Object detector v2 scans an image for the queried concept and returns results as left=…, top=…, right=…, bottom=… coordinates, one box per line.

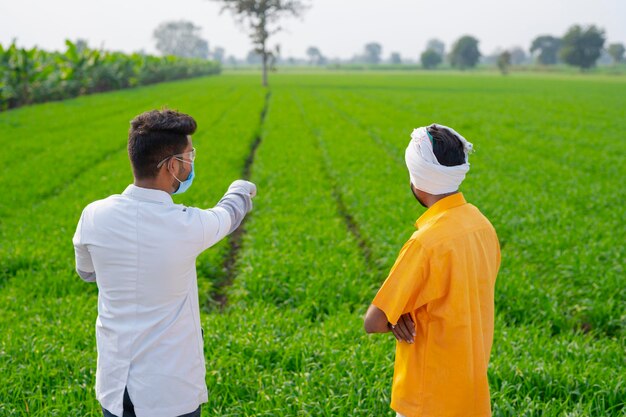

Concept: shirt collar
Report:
left=415, top=192, right=467, bottom=230
left=122, top=184, right=173, bottom=204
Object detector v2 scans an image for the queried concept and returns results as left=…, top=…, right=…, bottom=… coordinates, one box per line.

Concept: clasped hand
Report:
left=389, top=313, right=415, bottom=344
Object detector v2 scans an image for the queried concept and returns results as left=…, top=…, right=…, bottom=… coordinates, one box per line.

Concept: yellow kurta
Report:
left=373, top=193, right=501, bottom=417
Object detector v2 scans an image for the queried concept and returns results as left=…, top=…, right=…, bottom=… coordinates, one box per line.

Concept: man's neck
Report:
left=425, top=191, right=458, bottom=208
left=134, top=178, right=170, bottom=193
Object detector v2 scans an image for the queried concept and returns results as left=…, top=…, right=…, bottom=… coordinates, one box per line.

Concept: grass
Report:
left=0, top=71, right=624, bottom=416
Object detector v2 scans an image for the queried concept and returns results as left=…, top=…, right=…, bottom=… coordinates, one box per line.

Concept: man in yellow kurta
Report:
left=364, top=124, right=501, bottom=417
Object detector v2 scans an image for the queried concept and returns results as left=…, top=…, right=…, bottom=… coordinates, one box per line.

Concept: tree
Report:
left=560, top=25, right=606, bottom=70
left=480, top=48, right=501, bottom=66
left=497, top=50, right=511, bottom=75
left=226, top=55, right=238, bottom=66
left=607, top=43, right=625, bottom=64
left=390, top=52, right=402, bottom=65
left=530, top=35, right=561, bottom=65
left=421, top=49, right=442, bottom=69
left=246, top=49, right=263, bottom=65
left=509, top=46, right=528, bottom=65
left=210, top=0, right=308, bottom=86
left=363, top=42, right=382, bottom=64
left=306, top=46, right=325, bottom=66
left=426, top=38, right=445, bottom=57
left=212, top=46, right=226, bottom=62
left=153, top=20, right=209, bottom=59
left=268, top=44, right=280, bottom=70
left=449, top=35, right=481, bottom=69
left=74, top=38, right=89, bottom=54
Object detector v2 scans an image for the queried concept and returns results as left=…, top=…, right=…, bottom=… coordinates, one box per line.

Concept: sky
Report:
left=1, top=0, right=624, bottom=60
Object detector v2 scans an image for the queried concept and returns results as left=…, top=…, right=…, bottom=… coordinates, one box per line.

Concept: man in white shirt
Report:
left=73, top=109, right=257, bottom=417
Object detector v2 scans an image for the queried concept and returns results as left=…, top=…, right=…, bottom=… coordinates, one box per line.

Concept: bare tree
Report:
left=210, top=0, right=309, bottom=86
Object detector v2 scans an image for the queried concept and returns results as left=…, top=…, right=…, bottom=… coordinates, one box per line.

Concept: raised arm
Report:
left=198, top=180, right=257, bottom=250
left=216, top=180, right=257, bottom=234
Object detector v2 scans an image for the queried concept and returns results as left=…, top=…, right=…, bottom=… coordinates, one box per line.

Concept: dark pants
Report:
left=102, top=387, right=201, bottom=417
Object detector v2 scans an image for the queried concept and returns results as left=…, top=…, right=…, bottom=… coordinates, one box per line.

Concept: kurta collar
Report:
left=415, top=192, right=467, bottom=230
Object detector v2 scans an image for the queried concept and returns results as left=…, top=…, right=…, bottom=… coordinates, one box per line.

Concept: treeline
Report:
left=275, top=24, right=624, bottom=73
left=0, top=40, right=221, bottom=111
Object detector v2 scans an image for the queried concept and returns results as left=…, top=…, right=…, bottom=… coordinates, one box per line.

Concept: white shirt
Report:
left=73, top=183, right=252, bottom=417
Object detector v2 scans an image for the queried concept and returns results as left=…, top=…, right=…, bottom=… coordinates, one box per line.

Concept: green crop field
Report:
left=0, top=72, right=624, bottom=416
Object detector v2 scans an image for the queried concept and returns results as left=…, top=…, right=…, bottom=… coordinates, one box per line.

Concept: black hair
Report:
left=128, top=109, right=197, bottom=179
left=426, top=124, right=466, bottom=167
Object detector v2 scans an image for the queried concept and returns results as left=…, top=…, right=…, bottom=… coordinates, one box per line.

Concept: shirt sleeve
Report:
left=197, top=206, right=233, bottom=252
left=196, top=180, right=255, bottom=252
left=372, top=238, right=434, bottom=325
left=73, top=209, right=95, bottom=276
left=215, top=186, right=253, bottom=235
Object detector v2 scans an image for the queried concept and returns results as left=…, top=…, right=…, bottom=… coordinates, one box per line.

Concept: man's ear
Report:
left=165, top=158, right=176, bottom=175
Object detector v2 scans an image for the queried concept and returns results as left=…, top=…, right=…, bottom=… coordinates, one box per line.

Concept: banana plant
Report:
left=0, top=40, right=221, bottom=112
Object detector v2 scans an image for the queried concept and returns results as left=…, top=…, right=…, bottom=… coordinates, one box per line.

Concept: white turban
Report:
left=405, top=124, right=474, bottom=195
